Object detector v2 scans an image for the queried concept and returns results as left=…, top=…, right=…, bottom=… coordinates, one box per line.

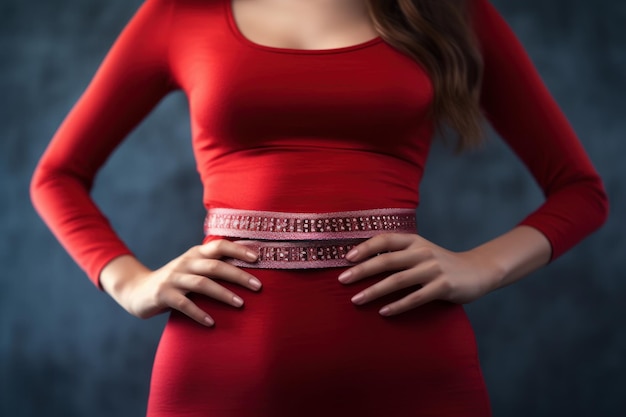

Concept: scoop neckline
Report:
left=224, top=0, right=383, bottom=55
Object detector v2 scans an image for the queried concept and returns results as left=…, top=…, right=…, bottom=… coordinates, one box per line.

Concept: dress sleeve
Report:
left=469, top=0, right=609, bottom=261
left=30, top=0, right=177, bottom=288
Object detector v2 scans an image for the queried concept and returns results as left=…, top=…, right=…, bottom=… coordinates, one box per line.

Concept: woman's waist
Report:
left=203, top=207, right=417, bottom=269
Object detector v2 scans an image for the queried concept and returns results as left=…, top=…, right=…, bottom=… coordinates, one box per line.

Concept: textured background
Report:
left=1, top=0, right=624, bottom=416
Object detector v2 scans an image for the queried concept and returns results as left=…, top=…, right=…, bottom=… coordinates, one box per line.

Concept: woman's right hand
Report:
left=100, top=240, right=262, bottom=327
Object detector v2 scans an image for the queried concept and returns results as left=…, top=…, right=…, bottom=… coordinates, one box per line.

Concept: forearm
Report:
left=467, top=225, right=552, bottom=293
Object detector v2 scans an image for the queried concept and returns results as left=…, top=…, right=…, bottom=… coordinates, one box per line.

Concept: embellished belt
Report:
left=204, top=208, right=416, bottom=269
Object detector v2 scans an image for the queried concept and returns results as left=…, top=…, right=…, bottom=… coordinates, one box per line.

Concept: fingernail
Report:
left=379, top=306, right=391, bottom=316
left=338, top=270, right=352, bottom=283
left=346, top=249, right=358, bottom=260
left=232, top=296, right=244, bottom=307
left=249, top=278, right=262, bottom=290
left=351, top=292, right=365, bottom=304
left=246, top=251, right=258, bottom=261
left=204, top=316, right=215, bottom=326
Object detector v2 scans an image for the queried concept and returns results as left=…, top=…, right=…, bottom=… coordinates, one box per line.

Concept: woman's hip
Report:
left=147, top=267, right=490, bottom=416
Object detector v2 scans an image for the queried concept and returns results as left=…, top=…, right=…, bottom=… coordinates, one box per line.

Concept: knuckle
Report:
left=438, top=278, right=454, bottom=295
left=210, top=239, right=229, bottom=252
left=406, top=290, right=422, bottom=304
left=380, top=233, right=393, bottom=244
left=417, top=246, right=435, bottom=259
left=201, top=240, right=219, bottom=255
left=174, top=296, right=191, bottom=311
left=172, top=256, right=193, bottom=272
left=387, top=252, right=405, bottom=268
left=188, top=275, right=205, bottom=291
left=176, top=257, right=192, bottom=271
left=185, top=245, right=202, bottom=257
left=389, top=272, right=408, bottom=285
left=424, top=259, right=442, bottom=276
left=204, top=260, right=221, bottom=276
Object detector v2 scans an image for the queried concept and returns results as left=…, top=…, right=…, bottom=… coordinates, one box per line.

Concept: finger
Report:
left=162, top=290, right=215, bottom=327
left=196, top=239, right=259, bottom=263
left=339, top=252, right=409, bottom=285
left=349, top=260, right=440, bottom=305
left=349, top=268, right=423, bottom=305
left=339, top=246, right=434, bottom=284
left=175, top=273, right=246, bottom=308
left=378, top=280, right=446, bottom=317
left=346, top=233, right=423, bottom=261
left=182, top=258, right=262, bottom=291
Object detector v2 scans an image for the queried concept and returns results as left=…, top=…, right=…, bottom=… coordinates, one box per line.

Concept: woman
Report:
left=30, top=0, right=609, bottom=415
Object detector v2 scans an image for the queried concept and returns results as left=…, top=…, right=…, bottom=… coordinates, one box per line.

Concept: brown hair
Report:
left=365, top=0, right=485, bottom=151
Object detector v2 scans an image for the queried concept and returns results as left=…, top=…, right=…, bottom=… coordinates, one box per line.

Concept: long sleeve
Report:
left=470, top=0, right=609, bottom=261
left=30, top=0, right=177, bottom=288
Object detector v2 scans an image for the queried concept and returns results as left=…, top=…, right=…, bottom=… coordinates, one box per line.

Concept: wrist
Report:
left=461, top=248, right=507, bottom=294
left=100, top=255, right=151, bottom=307
left=462, top=226, right=552, bottom=292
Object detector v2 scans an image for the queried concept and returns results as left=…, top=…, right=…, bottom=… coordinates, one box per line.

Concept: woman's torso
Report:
left=167, top=0, right=435, bottom=212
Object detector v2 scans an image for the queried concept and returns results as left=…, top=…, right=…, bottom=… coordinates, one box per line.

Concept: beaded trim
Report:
left=224, top=239, right=364, bottom=269
left=204, top=207, right=416, bottom=240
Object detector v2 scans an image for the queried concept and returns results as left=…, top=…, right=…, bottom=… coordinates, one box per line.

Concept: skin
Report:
left=101, top=225, right=551, bottom=327
left=338, top=225, right=551, bottom=316
left=101, top=242, right=263, bottom=327
left=231, top=0, right=379, bottom=50
left=102, top=0, right=553, bottom=325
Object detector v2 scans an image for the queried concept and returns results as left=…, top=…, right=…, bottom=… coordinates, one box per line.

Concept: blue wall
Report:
left=1, top=0, right=624, bottom=415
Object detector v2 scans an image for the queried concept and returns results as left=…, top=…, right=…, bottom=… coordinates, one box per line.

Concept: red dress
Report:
left=30, top=0, right=608, bottom=415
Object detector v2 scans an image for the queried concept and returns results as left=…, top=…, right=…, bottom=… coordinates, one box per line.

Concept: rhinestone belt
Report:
left=204, top=208, right=417, bottom=269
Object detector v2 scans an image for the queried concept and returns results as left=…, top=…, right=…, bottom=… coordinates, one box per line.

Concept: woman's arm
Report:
left=30, top=1, right=265, bottom=326
left=30, top=0, right=177, bottom=289
left=471, top=0, right=609, bottom=260
left=337, top=0, right=609, bottom=315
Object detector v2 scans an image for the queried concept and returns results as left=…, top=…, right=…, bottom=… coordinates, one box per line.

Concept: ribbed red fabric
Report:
left=149, top=268, right=492, bottom=417
left=30, top=0, right=608, bottom=415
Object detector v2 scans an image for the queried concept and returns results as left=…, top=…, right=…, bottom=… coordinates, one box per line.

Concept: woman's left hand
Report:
left=337, top=233, right=503, bottom=316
